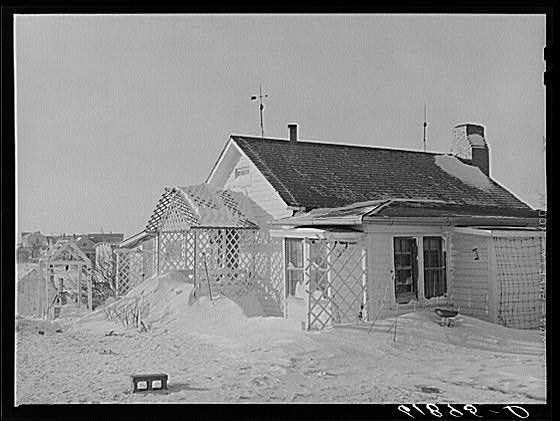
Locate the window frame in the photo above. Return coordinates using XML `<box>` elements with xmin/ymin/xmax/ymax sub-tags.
<box><xmin>285</xmin><ymin>237</ymin><xmax>305</xmax><ymax>297</ymax></box>
<box><xmin>393</xmin><ymin>236</ymin><xmax>418</xmax><ymax>302</ymax></box>
<box><xmin>422</xmin><ymin>236</ymin><xmax>447</xmax><ymax>299</ymax></box>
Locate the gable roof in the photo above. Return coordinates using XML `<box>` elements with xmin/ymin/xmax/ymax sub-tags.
<box><xmin>230</xmin><ymin>135</ymin><xmax>534</xmax><ymax>217</ymax></box>
<box><xmin>45</xmin><ymin>240</ymin><xmax>92</xmax><ymax>266</ymax></box>
<box><xmin>145</xmin><ymin>184</ymin><xmax>262</xmax><ymax>232</ymax></box>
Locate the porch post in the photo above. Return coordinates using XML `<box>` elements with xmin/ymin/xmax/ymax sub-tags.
<box><xmin>77</xmin><ymin>265</ymin><xmax>82</xmax><ymax>308</ymax></box>
<box><xmin>193</xmin><ymin>230</ymin><xmax>197</xmax><ymax>288</ymax></box>
<box><xmin>417</xmin><ymin>236</ymin><xmax>425</xmax><ymax>304</ymax></box>
<box><xmin>304</xmin><ymin>238</ymin><xmax>311</xmax><ymax>330</ymax></box>
<box><xmin>281</xmin><ymin>237</ymin><xmax>287</xmax><ymax>319</ymax></box>
<box><xmin>156</xmin><ymin>233</ymin><xmax>160</xmax><ymax>276</ymax></box>
<box><xmin>361</xmin><ymin>244</ymin><xmax>368</xmax><ymax>322</ymax></box>
<box><xmin>115</xmin><ymin>251</ymin><xmax>120</xmax><ymax>297</ymax></box>
<box><xmin>87</xmin><ymin>266</ymin><xmax>93</xmax><ymax>310</ymax></box>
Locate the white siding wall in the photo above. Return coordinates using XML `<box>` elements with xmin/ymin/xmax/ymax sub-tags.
<box><xmin>222</xmin><ymin>155</ymin><xmax>292</xmax><ymax>221</ymax></box>
<box><xmin>364</xmin><ymin>225</ymin><xmax>453</xmax><ymax>320</ymax></box>
<box><xmin>448</xmin><ymin>233</ymin><xmax>491</xmax><ymax>321</ymax></box>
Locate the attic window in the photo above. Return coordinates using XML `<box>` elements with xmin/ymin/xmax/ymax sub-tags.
<box><xmin>234</xmin><ymin>167</ymin><xmax>249</xmax><ymax>179</ymax></box>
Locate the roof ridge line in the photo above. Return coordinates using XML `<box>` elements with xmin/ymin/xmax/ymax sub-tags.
<box><xmin>231</xmin><ymin>134</ymin><xmax>442</xmax><ymax>155</ymax></box>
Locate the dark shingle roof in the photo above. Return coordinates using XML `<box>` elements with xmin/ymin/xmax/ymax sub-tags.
<box><xmin>232</xmin><ymin>136</ymin><xmax>533</xmax><ymax>215</ymax></box>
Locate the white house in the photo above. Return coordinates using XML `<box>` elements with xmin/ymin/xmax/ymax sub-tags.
<box><xmin>202</xmin><ymin>123</ymin><xmax>544</xmax><ymax>330</ymax></box>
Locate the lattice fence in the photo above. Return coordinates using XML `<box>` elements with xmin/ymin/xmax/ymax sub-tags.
<box><xmin>142</xmin><ymin>237</ymin><xmax>157</xmax><ymax>280</ymax></box>
<box><xmin>306</xmin><ymin>237</ymin><xmax>367</xmax><ymax>330</ymax></box>
<box><xmin>115</xmin><ymin>249</ymin><xmax>143</xmax><ymax>296</ymax></box>
<box><xmin>251</xmin><ymin>231</ymin><xmax>284</xmax><ymax>316</ymax></box>
<box><xmin>495</xmin><ymin>235</ymin><xmax>545</xmax><ymax>329</ymax></box>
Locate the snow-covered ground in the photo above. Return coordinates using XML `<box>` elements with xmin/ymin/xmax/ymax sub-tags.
<box><xmin>15</xmin><ymin>271</ymin><xmax>546</xmax><ymax>404</ymax></box>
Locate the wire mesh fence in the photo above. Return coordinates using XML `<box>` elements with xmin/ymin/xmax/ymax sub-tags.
<box><xmin>495</xmin><ymin>235</ymin><xmax>545</xmax><ymax>329</ymax></box>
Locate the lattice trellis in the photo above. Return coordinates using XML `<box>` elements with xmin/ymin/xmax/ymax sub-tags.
<box><xmin>146</xmin><ymin>187</ymin><xmax>198</xmax><ymax>232</ymax></box>
<box><xmin>192</xmin><ymin>228</ymin><xmax>284</xmax><ymax>315</ymax></box>
<box><xmin>142</xmin><ymin>237</ymin><xmax>157</xmax><ymax>280</ymax></box>
<box><xmin>250</xmin><ymin>232</ymin><xmax>284</xmax><ymax>316</ymax></box>
<box><xmin>115</xmin><ymin>248</ymin><xmax>143</xmax><ymax>296</ymax></box>
<box><xmin>158</xmin><ymin>231</ymin><xmax>195</xmax><ymax>277</ymax></box>
<box><xmin>194</xmin><ymin>228</ymin><xmax>255</xmax><ymax>297</ymax></box>
<box><xmin>305</xmin><ymin>237</ymin><xmax>367</xmax><ymax>330</ymax></box>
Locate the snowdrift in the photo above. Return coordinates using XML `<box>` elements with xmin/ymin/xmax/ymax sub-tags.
<box><xmin>77</xmin><ymin>270</ymin><xmax>299</xmax><ymax>343</ymax></box>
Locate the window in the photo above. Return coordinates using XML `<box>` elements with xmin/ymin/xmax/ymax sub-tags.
<box><xmin>285</xmin><ymin>238</ymin><xmax>304</xmax><ymax>297</ymax></box>
<box><xmin>233</xmin><ymin>166</ymin><xmax>251</xmax><ymax>187</ymax></box>
<box><xmin>393</xmin><ymin>237</ymin><xmax>418</xmax><ymax>301</ymax></box>
<box><xmin>234</xmin><ymin>167</ymin><xmax>250</xmax><ymax>179</ymax></box>
<box><xmin>423</xmin><ymin>237</ymin><xmax>447</xmax><ymax>299</ymax></box>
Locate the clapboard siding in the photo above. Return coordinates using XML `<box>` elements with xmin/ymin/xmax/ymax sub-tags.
<box><xmin>222</xmin><ymin>155</ymin><xmax>292</xmax><ymax>221</ymax></box>
<box><xmin>449</xmin><ymin>233</ymin><xmax>491</xmax><ymax>320</ymax></box>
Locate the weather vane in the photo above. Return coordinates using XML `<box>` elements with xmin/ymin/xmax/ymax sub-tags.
<box><xmin>423</xmin><ymin>104</ymin><xmax>428</xmax><ymax>151</ymax></box>
<box><xmin>251</xmin><ymin>84</ymin><xmax>268</xmax><ymax>138</ymax></box>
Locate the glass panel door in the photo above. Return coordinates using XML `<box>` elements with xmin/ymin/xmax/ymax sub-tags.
<box><xmin>423</xmin><ymin>237</ymin><xmax>447</xmax><ymax>298</ymax></box>
<box><xmin>393</xmin><ymin>237</ymin><xmax>418</xmax><ymax>302</ymax></box>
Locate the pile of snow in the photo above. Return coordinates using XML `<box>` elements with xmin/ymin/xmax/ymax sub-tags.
<box><xmin>435</xmin><ymin>154</ymin><xmax>492</xmax><ymax>191</ymax></box>
<box><xmin>77</xmin><ymin>270</ymin><xmax>298</xmax><ymax>344</ymax></box>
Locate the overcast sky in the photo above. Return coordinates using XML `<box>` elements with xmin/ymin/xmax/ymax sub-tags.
<box><xmin>15</xmin><ymin>14</ymin><xmax>546</xmax><ymax>238</ymax></box>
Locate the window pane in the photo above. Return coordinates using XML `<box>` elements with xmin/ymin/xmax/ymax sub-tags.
<box><xmin>286</xmin><ymin>239</ymin><xmax>303</xmax><ymax>268</ymax></box>
<box><xmin>287</xmin><ymin>269</ymin><xmax>303</xmax><ymax>296</ymax></box>
<box><xmin>396</xmin><ymin>269</ymin><xmax>412</xmax><ymax>285</ymax></box>
<box><xmin>423</xmin><ymin>237</ymin><xmax>446</xmax><ymax>298</ymax></box>
<box><xmin>401</xmin><ymin>239</ymin><xmax>411</xmax><ymax>252</ymax></box>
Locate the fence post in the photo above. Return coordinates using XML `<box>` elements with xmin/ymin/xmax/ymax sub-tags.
<box><xmin>304</xmin><ymin>239</ymin><xmax>311</xmax><ymax>330</ymax></box>
<box><xmin>361</xmin><ymin>243</ymin><xmax>368</xmax><ymax>322</ymax></box>
<box><xmin>87</xmin><ymin>267</ymin><xmax>93</xmax><ymax>310</ymax></box>
<box><xmin>115</xmin><ymin>251</ymin><xmax>120</xmax><ymax>297</ymax></box>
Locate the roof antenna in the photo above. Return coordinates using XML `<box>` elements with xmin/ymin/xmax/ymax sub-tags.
<box><xmin>251</xmin><ymin>84</ymin><xmax>268</xmax><ymax>138</ymax></box>
<box><xmin>423</xmin><ymin>104</ymin><xmax>428</xmax><ymax>151</ymax></box>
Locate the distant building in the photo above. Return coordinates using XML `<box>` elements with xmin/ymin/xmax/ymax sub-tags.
<box><xmin>56</xmin><ymin>233</ymin><xmax>124</xmax><ymax>266</ymax></box>
<box><xmin>17</xmin><ymin>231</ymin><xmax>124</xmax><ymax>264</ymax></box>
<box><xmin>17</xmin><ymin>231</ymin><xmax>49</xmax><ymax>262</ymax></box>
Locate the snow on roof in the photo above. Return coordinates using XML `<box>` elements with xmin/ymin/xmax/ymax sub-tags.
<box><xmin>44</xmin><ymin>239</ymin><xmax>92</xmax><ymax>266</ymax></box>
<box><xmin>145</xmin><ymin>184</ymin><xmax>262</xmax><ymax>232</ymax></box>
<box><xmin>467</xmin><ymin>134</ymin><xmax>487</xmax><ymax>147</ymax></box>
<box><xmin>435</xmin><ymin>155</ymin><xmax>492</xmax><ymax>191</ymax></box>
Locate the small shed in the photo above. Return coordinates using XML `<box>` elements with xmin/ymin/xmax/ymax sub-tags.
<box><xmin>450</xmin><ymin>227</ymin><xmax>545</xmax><ymax>329</ymax></box>
<box><xmin>17</xmin><ymin>263</ymin><xmax>54</xmax><ymax>317</ymax></box>
<box><xmin>43</xmin><ymin>240</ymin><xmax>94</xmax><ymax>317</ymax></box>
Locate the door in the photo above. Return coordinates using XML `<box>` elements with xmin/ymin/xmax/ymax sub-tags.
<box><xmin>393</xmin><ymin>237</ymin><xmax>418</xmax><ymax>303</ymax></box>
<box><xmin>423</xmin><ymin>236</ymin><xmax>447</xmax><ymax>299</ymax></box>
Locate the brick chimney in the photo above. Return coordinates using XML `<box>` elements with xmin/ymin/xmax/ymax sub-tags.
<box><xmin>288</xmin><ymin>123</ymin><xmax>298</xmax><ymax>142</ymax></box>
<box><xmin>451</xmin><ymin>123</ymin><xmax>490</xmax><ymax>176</ymax></box>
